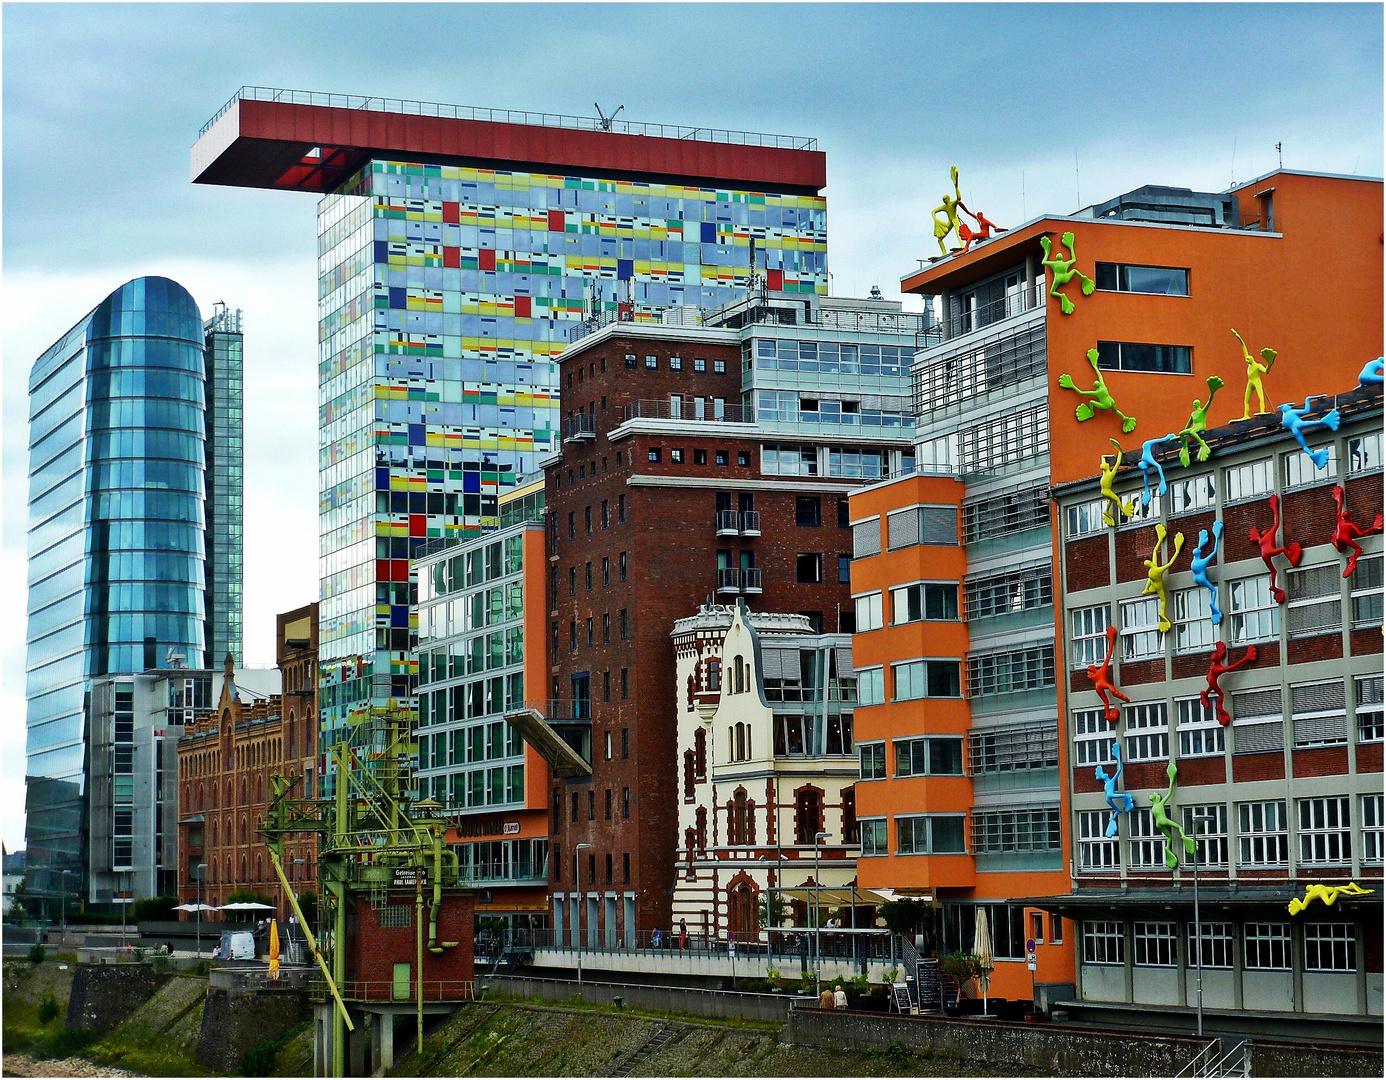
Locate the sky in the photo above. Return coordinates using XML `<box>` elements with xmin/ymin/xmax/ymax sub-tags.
<box><xmin>2</xmin><ymin>1</ymin><xmax>1382</xmax><ymax>852</ymax></box>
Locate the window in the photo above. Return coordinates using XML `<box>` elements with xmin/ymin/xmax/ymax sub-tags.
<box><xmin>1298</xmin><ymin>796</ymin><xmax>1351</xmax><ymax>865</ymax></box>
<box><xmin>602</xmin><ymin>613</ymin><xmax>611</xmax><ymax>645</ymax></box>
<box><xmin>1228</xmin><ymin>575</ymin><xmax>1279</xmax><ymax>644</ymax></box>
<box><xmin>645</xmin><ymin>354</ymin><xmax>657</xmax><ymax>369</ymax></box>
<box><xmin>619</xmin><ymin>609</ymin><xmax>628</xmax><ymax>639</ymax></box>
<box><xmin>670</xmin><ymin>448</ymin><xmax>684</xmax><ymax>464</ymax></box>
<box><xmin>860</xmin><ymin>818</ymin><xmax>887</xmax><ymax>857</ymax></box>
<box><xmin>859</xmin><ymin>743</ymin><xmax>885</xmax><ymax>780</ymax></box>
<box><xmin>951</xmin><ymin>403</ymin><xmax>1050</xmax><ymax>472</ymax></box>
<box><xmin>715</xmin><ymin>449</ymin><xmax>729</xmax><ymax>466</ymax></box>
<box><xmin>619</xmin><ymin>551</ymin><xmax>628</xmax><ymax>582</ymax></box>
<box><xmin>964</xmin><ymin>566</ymin><xmax>1052</xmax><ymax>620</ymax></box>
<box><xmin>1168</xmin><ymin>473</ymin><xmax>1216</xmax><ymax>516</ymax></box>
<box><xmin>1082</xmin><ymin>922</ymin><xmax>1124</xmax><ymax>965</ymax></box>
<box><xmin>1070</xmin><ymin>604</ymin><xmax>1112</xmax><ymax>668</ymax></box>
<box><xmin>1066</xmin><ymin>498</ymin><xmax>1106</xmax><ymax>538</ymax></box>
<box><xmin>1072</xmin><ymin>709</ymin><xmax>1115</xmax><ymax>767</ymax></box>
<box><xmin>601</xmin><ymin>557</ymin><xmax>610</xmax><ymax>587</ymax></box>
<box><xmin>1283</xmin><ymin>444</ymin><xmax>1337</xmax><ymax>489</ymax></box>
<box><xmin>1292</xmin><ymin>680</ymin><xmax>1347</xmax><ymax>747</ymax></box>
<box><xmin>857</xmin><ymin>667</ymin><xmax>884</xmax><ymax>706</ymax></box>
<box><xmin>1232</xmin><ymin>687</ymin><xmax>1284</xmax><ymax>754</ymax></box>
<box><xmin>1120</xmin><ymin>596</ymin><xmax>1162</xmax><ymax>660</ymax></box>
<box><xmin>796</xmin><ymin>553</ymin><xmax>821</xmax><ymax>582</ymax></box>
<box><xmin>648</xmin><ymin>447</ymin><xmax>662</xmax><ymax>463</ymax></box>
<box><xmin>852</xmin><ymin>518</ymin><xmax>881</xmax><ymax>558</ymax></box>
<box><xmin>971</xmin><ymin>808</ymin><xmax>1061</xmax><ymax>854</ymax></box>
<box><xmin>624</xmin><ymin>353</ymin><xmax>637</xmax><ymax>369</ymax></box>
<box><xmin>1224</xmin><ymin>457</ymin><xmax>1273</xmax><ymax>503</ymax></box>
<box><xmin>796</xmin><ymin>496</ymin><xmax>822</xmax><ymax>527</ymax></box>
<box><xmin>838</xmin><ymin>555</ymin><xmax>851</xmax><ymax>584</ymax></box>
<box><xmin>893</xmin><ymin>660</ymin><xmax>960</xmax><ymax>700</ymax></box>
<box><xmin>585</xmin><ymin>562</ymin><xmax>593</xmax><ymax>591</ymax></box>
<box><xmin>892</xmin><ymin>582</ymin><xmax>959</xmax><ymax>623</ymax></box>
<box><xmin>1128</xmin><ymin>808</ymin><xmax>1169</xmax><ymax>868</ymax></box>
<box><xmin>1237</xmin><ymin>800</ymin><xmax>1288</xmax><ymax>867</ymax></box>
<box><xmin>966</xmin><ymin>645</ymin><xmax>1055</xmax><ymax>697</ymax></box>
<box><xmin>1123</xmin><ymin>702</ymin><xmax>1169</xmax><ymax>762</ymax></box>
<box><xmin>1182</xmin><ymin>803</ymin><xmax>1229</xmax><ymax>867</ymax></box>
<box><xmin>1177</xmin><ymin>696</ymin><xmax>1224</xmax><ymax>757</ymax></box>
<box><xmin>692</xmin><ymin>357</ymin><xmax>705</xmax><ymax>372</ymax></box>
<box><xmin>1094</xmin><ymin>263</ymin><xmax>1189</xmax><ymax>295</ymax></box>
<box><xmin>1357</xmin><ymin>674</ymin><xmax>1384</xmax><ymax>742</ymax></box>
<box><xmin>896</xmin><ymin>814</ymin><xmax>966</xmax><ymax>855</ymax></box>
<box><xmin>1077</xmin><ymin>810</ymin><xmax>1118</xmax><ymax>870</ymax></box>
<box><xmin>737</xmin><ymin>450</ymin><xmax>750</xmax><ymax>466</ymax></box>
<box><xmin>854</xmin><ymin>592</ymin><xmax>883</xmax><ymax>632</ymax></box>
<box><xmin>1095</xmin><ymin>341</ymin><xmax>1191</xmax><ymax>374</ymax></box>
<box><xmin>1362</xmin><ymin>793</ymin><xmax>1383</xmax><ymax>865</ymax></box>
<box><xmin>1244</xmin><ymin>923</ymin><xmax>1292</xmax><ymax>970</ymax></box>
<box><xmin>618</xmin><ymin>494</ymin><xmax>626</xmax><ymax>523</ymax></box>
<box><xmin>1188</xmin><ymin>923</ymin><xmax>1235</xmax><ymax>969</ymax></box>
<box><xmin>714</xmin><ymin>359</ymin><xmax>726</xmax><ymax>373</ymax></box>
<box><xmin>1133</xmin><ymin>923</ymin><xmax>1177</xmax><ymax>967</ymax></box>
<box><xmin>669</xmin><ymin>355</ymin><xmax>682</xmax><ymax>371</ymax></box>
<box><xmin>1351</xmin><ymin>554</ymin><xmax>1382</xmax><ymax>626</ymax></box>
<box><xmin>962</xmin><ymin>485</ymin><xmax>1048</xmax><ymax>543</ymax></box>
<box><xmin>968</xmin><ymin>721</ymin><xmax>1059</xmax><ymax>774</ymax></box>
<box><xmin>1286</xmin><ymin>564</ymin><xmax>1343</xmax><ymax>636</ymax></box>
<box><xmin>1171</xmin><ymin>588</ymin><xmax>1214</xmax><ymax>654</ymax></box>
<box><xmin>567</xmin><ymin>511</ymin><xmax>576</xmax><ymax>540</ymax></box>
<box><xmin>894</xmin><ymin>737</ymin><xmax>964</xmax><ymax>777</ymax></box>
<box><xmin>836</xmin><ymin>498</ymin><xmax>850</xmax><ymax>529</ymax></box>
<box><xmin>693</xmin><ymin>448</ymin><xmax>707</xmax><ymax>465</ymax></box>
<box><xmin>1348</xmin><ymin>431</ymin><xmax>1382</xmax><ymax>474</ymax></box>
<box><xmin>1304</xmin><ymin>923</ymin><xmax>1356</xmax><ymax>972</ymax></box>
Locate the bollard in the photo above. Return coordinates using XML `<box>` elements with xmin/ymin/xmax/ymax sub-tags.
<box><xmin>613</xmin><ymin>995</ymin><xmax>623</xmax><ymax>1010</ymax></box>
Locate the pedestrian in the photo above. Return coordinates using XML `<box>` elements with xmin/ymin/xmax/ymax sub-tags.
<box><xmin>834</xmin><ymin>984</ymin><xmax>847</xmax><ymax>1010</ymax></box>
<box><xmin>212</xmin><ymin>944</ymin><xmax>222</xmax><ymax>960</ymax></box>
<box><xmin>679</xmin><ymin>918</ymin><xmax>688</xmax><ymax>951</ymax></box>
<box><xmin>819</xmin><ymin>985</ymin><xmax>834</xmax><ymax>1010</ymax></box>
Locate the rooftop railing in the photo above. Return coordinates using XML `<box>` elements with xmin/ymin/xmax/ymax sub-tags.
<box><xmin>623</xmin><ymin>399</ymin><xmax>750</xmax><ymax>424</ymax></box>
<box><xmin>200</xmin><ymin>87</ymin><xmax>817</xmax><ymax>149</ymax></box>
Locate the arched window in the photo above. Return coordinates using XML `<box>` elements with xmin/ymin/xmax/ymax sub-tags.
<box><xmin>707</xmin><ymin>658</ymin><xmax>721</xmax><ymax>692</ymax></box>
<box><xmin>684</xmin><ymin>828</ymin><xmax>697</xmax><ymax>879</ymax></box>
<box><xmin>687</xmin><ymin>675</ymin><xmax>696</xmax><ymax>711</ymax></box>
<box><xmin>695</xmin><ymin>807</ymin><xmax>708</xmax><ymax>853</ymax></box>
<box><xmin>683</xmin><ymin>750</ymin><xmax>695</xmax><ymax>800</ymax></box>
<box><xmin>731</xmin><ymin>788</ymin><xmax>748</xmax><ymax>844</ymax></box>
<box><xmin>728</xmin><ymin>726</ymin><xmax>735</xmax><ymax>760</ymax></box>
<box><xmin>735</xmin><ymin>723</ymin><xmax>746</xmax><ymax>762</ymax></box>
<box><xmin>795</xmin><ymin>788</ymin><xmax>824</xmax><ymax>846</ymax></box>
<box><xmin>694</xmin><ymin>729</ymin><xmax>707</xmax><ymax>778</ymax></box>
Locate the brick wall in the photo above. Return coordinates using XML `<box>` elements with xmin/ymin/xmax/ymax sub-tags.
<box><xmin>1119</xmin><ymin>658</ymin><xmax>1166</xmax><ymax>686</ymax></box>
<box><xmin>1290</xmin><ymin>747</ymin><xmax>1350</xmax><ymax>777</ymax></box>
<box><xmin>1170</xmin><ymin>653</ymin><xmax>1207</xmax><ymax>680</ymax></box>
<box><xmin>343</xmin><ymin>889</ymin><xmax>475</xmax><ymax>987</ymax></box>
<box><xmin>1281</xmin><ymin>483</ymin><xmax>1338</xmax><ymax>546</ymax></box>
<box><xmin>1287</xmin><ymin>632</ymin><xmax>1344</xmax><ymax>664</ymax></box>
<box><xmin>1358</xmin><ymin>742</ymin><xmax>1383</xmax><ymax>773</ymax></box>
<box><xmin>1114</xmin><ymin>523</ymin><xmax>1158</xmax><ymax>583</ymax></box>
<box><xmin>1232</xmin><ymin>751</ymin><xmax>1286</xmax><ymax>783</ymax></box>
<box><xmin>1176</xmin><ymin>756</ymin><xmax>1226</xmax><ymax>787</ymax></box>
<box><xmin>1350</xmin><ymin>629</ymin><xmax>1383</xmax><ymax>657</ymax></box>
<box><xmin>1344</xmin><ymin>474</ymin><xmax>1384</xmax><ymax>525</ymax></box>
<box><xmin>1065</xmin><ymin>534</ymin><xmax>1109</xmax><ymax>593</ymax></box>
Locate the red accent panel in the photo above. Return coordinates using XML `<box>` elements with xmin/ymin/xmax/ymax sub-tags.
<box><xmin>515</xmin><ymin>295</ymin><xmax>532</xmax><ymax>318</ymax></box>
<box><xmin>767</xmin><ymin>269</ymin><xmax>783</xmax><ymax>290</ymax></box>
<box><xmin>479</xmin><ymin>248</ymin><xmax>496</xmax><ymax>271</ymax></box>
<box><xmin>443</xmin><ymin>246</ymin><xmax>460</xmax><ymax>268</ymax></box>
<box><xmin>410</xmin><ymin>515</ymin><xmax>426</xmax><ymax>536</ymax></box>
<box><xmin>443</xmin><ymin>201</ymin><xmax>460</xmax><ymax>223</ymax></box>
<box><xmin>548</xmin><ymin>210</ymin><xmax>566</xmax><ymax>232</ymax></box>
<box><xmin>376</xmin><ymin>559</ymin><xmax>391</xmax><ymax>583</ymax></box>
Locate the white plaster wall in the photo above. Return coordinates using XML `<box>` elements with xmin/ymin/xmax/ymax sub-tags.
<box><xmin>1080</xmin><ymin>964</ymin><xmax>1127</xmax><ymax>1002</ymax></box>
<box><xmin>1301</xmin><ymin>972</ymin><xmax>1359</xmax><ymax>1015</ymax></box>
<box><xmin>1367</xmin><ymin>972</ymin><xmax>1382</xmax><ymax>1016</ymax></box>
<box><xmin>1131</xmin><ymin>966</ymin><xmax>1180</xmax><ymax>1006</ymax></box>
<box><xmin>1242</xmin><ymin>970</ymin><xmax>1294</xmax><ymax>1011</ymax></box>
<box><xmin>1184</xmin><ymin>968</ymin><xmax>1236</xmax><ymax>1010</ymax></box>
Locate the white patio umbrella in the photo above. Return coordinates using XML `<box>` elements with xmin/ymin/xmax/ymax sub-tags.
<box><xmin>218</xmin><ymin>901</ymin><xmax>274</xmax><ymax>911</ymax></box>
<box><xmin>173</xmin><ymin>903</ymin><xmax>218</xmax><ymax>913</ymax></box>
<box><xmin>974</xmin><ymin>908</ymin><xmax>995</xmax><ymax>1016</ymax></box>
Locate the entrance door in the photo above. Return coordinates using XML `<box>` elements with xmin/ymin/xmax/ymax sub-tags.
<box><xmin>392</xmin><ymin>962</ymin><xmax>411</xmax><ymax>1000</ymax></box>
<box><xmin>728</xmin><ymin>883</ymin><xmax>756</xmax><ymax>942</ymax></box>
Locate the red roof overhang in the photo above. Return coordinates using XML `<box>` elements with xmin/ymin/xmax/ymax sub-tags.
<box><xmin>191</xmin><ymin>99</ymin><xmax>827</xmax><ymax>194</ymax></box>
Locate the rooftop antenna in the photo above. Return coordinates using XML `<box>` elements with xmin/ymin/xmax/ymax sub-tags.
<box><xmin>1074</xmin><ymin>148</ymin><xmax>1081</xmax><ymax>208</ymax></box>
<box><xmin>1230</xmin><ymin>136</ymin><xmax>1237</xmax><ymax>187</ymax></box>
<box><xmin>594</xmin><ymin>102</ymin><xmax>625</xmax><ymax>131</ymax></box>
<box><xmin>1275</xmin><ymin>141</ymin><xmax>1283</xmax><ymax>170</ymax></box>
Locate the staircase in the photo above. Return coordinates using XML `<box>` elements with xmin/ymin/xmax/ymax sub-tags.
<box><xmin>1176</xmin><ymin>1037</ymin><xmax>1250</xmax><ymax>1078</ymax></box>
<box><xmin>610</xmin><ymin>1023</ymin><xmax>681</xmax><ymax>1077</ymax></box>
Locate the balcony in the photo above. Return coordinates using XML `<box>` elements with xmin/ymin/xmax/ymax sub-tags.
<box><xmin>716</xmin><ymin>567</ymin><xmax>741</xmax><ymax>595</ymax></box>
<box><xmin>624</xmin><ymin>399</ymin><xmax>750</xmax><ymax>424</ymax></box>
<box><xmin>741</xmin><ymin>567</ymin><xmax>763</xmax><ymax>594</ymax></box>
<box><xmin>562</xmin><ymin>413</ymin><xmax>596</xmax><ymax>443</ymax></box>
<box><xmin>715</xmin><ymin>510</ymin><xmax>739</xmax><ymax>536</ymax></box>
<box><xmin>740</xmin><ymin>510</ymin><xmax>761</xmax><ymax>536</ymax></box>
<box><xmin>919</xmin><ymin>280</ymin><xmax>1045</xmax><ymax>349</ymax></box>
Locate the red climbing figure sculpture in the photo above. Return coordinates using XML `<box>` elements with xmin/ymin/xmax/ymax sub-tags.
<box><xmin>1248</xmin><ymin>493</ymin><xmax>1302</xmax><ymax>603</ymax></box>
<box><xmin>1086</xmin><ymin>625</ymin><xmax>1129</xmax><ymax>723</ymax></box>
<box><xmin>1200</xmin><ymin>641</ymin><xmax>1259</xmax><ymax>726</ymax></box>
<box><xmin>957</xmin><ymin>207</ymin><xmax>1006</xmax><ymax>253</ymax></box>
<box><xmin>1330</xmin><ymin>485</ymin><xmax>1383</xmax><ymax>577</ymax></box>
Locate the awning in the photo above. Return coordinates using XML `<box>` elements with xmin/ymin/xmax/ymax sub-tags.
<box><xmin>504</xmin><ymin>708</ymin><xmax>591</xmax><ymax>778</ymax></box>
<box><xmin>773</xmin><ymin>886</ymin><xmax>894</xmax><ymax>906</ymax></box>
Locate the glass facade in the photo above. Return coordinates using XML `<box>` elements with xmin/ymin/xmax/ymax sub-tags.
<box><xmin>315</xmin><ymin>159</ymin><xmax>829</xmax><ymax>767</ymax></box>
<box><xmin>25</xmin><ymin>276</ymin><xmax>237</xmax><ymax>902</ymax></box>
<box><xmin>204</xmin><ymin>305</ymin><xmax>244</xmax><ymax>665</ymax></box>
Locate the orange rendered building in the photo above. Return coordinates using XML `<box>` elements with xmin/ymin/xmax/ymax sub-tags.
<box><xmin>851</xmin><ymin>170</ymin><xmax>1382</xmax><ymax>1011</ymax></box>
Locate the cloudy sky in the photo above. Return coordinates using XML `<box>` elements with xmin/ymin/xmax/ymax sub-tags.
<box><xmin>3</xmin><ymin>1</ymin><xmax>1381</xmax><ymax>850</ymax></box>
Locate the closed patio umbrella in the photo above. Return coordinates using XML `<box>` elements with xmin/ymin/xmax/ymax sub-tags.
<box><xmin>973</xmin><ymin>908</ymin><xmax>994</xmax><ymax>1016</ymax></box>
<box><xmin>268</xmin><ymin>919</ymin><xmax>280</xmax><ymax>980</ymax></box>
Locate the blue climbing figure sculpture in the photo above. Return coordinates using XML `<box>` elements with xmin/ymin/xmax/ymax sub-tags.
<box><xmin>1138</xmin><ymin>433</ymin><xmax>1178</xmax><ymax>508</ymax></box>
<box><xmin>1360</xmin><ymin>357</ymin><xmax>1384</xmax><ymax>386</ymax></box>
<box><xmin>1190</xmin><ymin>521</ymin><xmax>1224</xmax><ymax>625</ymax></box>
<box><xmin>1278</xmin><ymin>396</ymin><xmax>1341</xmax><ymax>470</ymax></box>
<box><xmin>1094</xmin><ymin>743</ymin><xmax>1134</xmax><ymax>838</ymax></box>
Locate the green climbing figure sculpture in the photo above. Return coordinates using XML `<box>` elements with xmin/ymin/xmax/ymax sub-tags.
<box><xmin>930</xmin><ymin>165</ymin><xmax>966</xmax><ymax>257</ymax></box>
<box><xmin>1232</xmin><ymin>328</ymin><xmax>1278</xmax><ymax>419</ymax></box>
<box><xmin>1142</xmin><ymin>523</ymin><xmax>1185</xmax><ymax>633</ymax></box>
<box><xmin>1058</xmin><ymin>348</ymin><xmax>1138</xmax><ymax>433</ymax></box>
<box><xmin>1149</xmin><ymin>760</ymin><xmax>1197</xmax><ymax>869</ymax></box>
<box><xmin>1177</xmin><ymin>376</ymin><xmax>1226</xmax><ymax>467</ymax></box>
<box><xmin>1039</xmin><ymin>231</ymin><xmax>1095</xmax><ymax>314</ymax></box>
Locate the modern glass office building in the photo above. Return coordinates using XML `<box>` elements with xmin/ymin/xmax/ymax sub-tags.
<box><xmin>25</xmin><ymin>276</ymin><xmax>241</xmax><ymax>903</ymax></box>
<box><xmin>203</xmin><ymin>303</ymin><xmax>245</xmax><ymax>666</ymax></box>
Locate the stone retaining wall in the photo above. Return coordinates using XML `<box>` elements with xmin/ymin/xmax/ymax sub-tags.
<box><xmin>66</xmin><ymin>963</ymin><xmax>170</xmax><ymax>1036</ymax></box>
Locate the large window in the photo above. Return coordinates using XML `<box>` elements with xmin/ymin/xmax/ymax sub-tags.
<box><xmin>1224</xmin><ymin>457</ymin><xmax>1274</xmax><ymax>503</ymax></box>
<box><xmin>1172</xmin><ymin>588</ymin><xmax>1214</xmax><ymax>654</ymax></box>
<box><xmin>1348</xmin><ymin>431</ymin><xmax>1382</xmax><ymax>474</ymax></box>
<box><xmin>1298</xmin><ymin>796</ymin><xmax>1351</xmax><ymax>865</ymax></box>
<box><xmin>860</xmin><ymin>818</ymin><xmax>887</xmax><ymax>857</ymax></box>
<box><xmin>962</xmin><ymin>485</ymin><xmax>1049</xmax><ymax>543</ymax></box>
<box><xmin>1168</xmin><ymin>473</ymin><xmax>1216</xmax><ymax>516</ymax></box>
<box><xmin>1357</xmin><ymin>674</ymin><xmax>1384</xmax><ymax>742</ymax></box>
<box><xmin>1128</xmin><ymin>807</ymin><xmax>1168</xmax><ymax>868</ymax></box>
<box><xmin>1286</xmin><ymin>564</ymin><xmax>1343</xmax><ymax>636</ymax></box>
<box><xmin>1244</xmin><ymin>923</ymin><xmax>1292</xmax><ymax>970</ymax></box>
<box><xmin>1095</xmin><ymin>340</ymin><xmax>1192</xmax><ymax>374</ymax></box>
<box><xmin>1070</xmin><ymin>604</ymin><xmax>1112</xmax><ymax>668</ymax></box>
<box><xmin>1228</xmin><ymin>575</ymin><xmax>1279</xmax><ymax>644</ymax></box>
<box><xmin>952</xmin><ymin>403</ymin><xmax>1050</xmax><ymax>472</ymax></box>
<box><xmin>1304</xmin><ymin>924</ymin><xmax>1356</xmax><ymax>972</ymax></box>
<box><xmin>1072</xmin><ymin>709</ymin><xmax>1115</xmax><ymax>766</ymax></box>
<box><xmin>896</xmin><ymin>814</ymin><xmax>967</xmax><ymax>855</ymax></box>
<box><xmin>857</xmin><ymin>667</ymin><xmax>885</xmax><ymax>706</ymax></box>
<box><xmin>859</xmin><ymin>743</ymin><xmax>885</xmax><ymax>780</ymax></box>
<box><xmin>1283</xmin><ymin>444</ymin><xmax>1337</xmax><ymax>490</ymax></box>
<box><xmin>969</xmin><ymin>721</ymin><xmax>1058</xmax><ymax>774</ymax></box>
<box><xmin>1362</xmin><ymin>794</ymin><xmax>1383</xmax><ymax>865</ymax></box>
<box><xmin>1077</xmin><ymin>810</ymin><xmax>1118</xmax><ymax>870</ymax></box>
<box><xmin>1188</xmin><ymin>923</ymin><xmax>1235</xmax><ymax>969</ymax></box>
<box><xmin>1232</xmin><ymin>686</ymin><xmax>1284</xmax><ymax>756</ymax></box>
<box><xmin>964</xmin><ymin>566</ymin><xmax>1052</xmax><ymax>620</ymax></box>
<box><xmin>1120</xmin><ymin>596</ymin><xmax>1162</xmax><ymax>660</ymax></box>
<box><xmin>1094</xmin><ymin>263</ymin><xmax>1189</xmax><ymax>295</ymax></box>
<box><xmin>855</xmin><ymin>592</ymin><xmax>884</xmax><ymax>632</ymax></box>
<box><xmin>763</xmin><ymin>444</ymin><xmax>818</xmax><ymax>476</ymax></box>
<box><xmin>1133</xmin><ymin>922</ymin><xmax>1178</xmax><ymax>967</ymax></box>
<box><xmin>1066</xmin><ymin>498</ymin><xmax>1106</xmax><ymax>538</ymax></box>
<box><xmin>1123</xmin><ymin>702</ymin><xmax>1170</xmax><ymax>763</ymax></box>
<box><xmin>1082</xmin><ymin>922</ymin><xmax>1125</xmax><ymax>965</ymax></box>
<box><xmin>966</xmin><ymin>645</ymin><xmax>1055</xmax><ymax>697</ymax></box>
<box><xmin>1291</xmin><ymin>680</ymin><xmax>1347</xmax><ymax>748</ymax></box>
<box><xmin>894</xmin><ymin>737</ymin><xmax>964</xmax><ymax>777</ymax></box>
<box><xmin>852</xmin><ymin>518</ymin><xmax>881</xmax><ymax>558</ymax></box>
<box><xmin>893</xmin><ymin>660</ymin><xmax>961</xmax><ymax>700</ymax></box>
<box><xmin>913</xmin><ymin>323</ymin><xmax>1046</xmax><ymax>413</ymax></box>
<box><xmin>1177</xmin><ymin>696</ymin><xmax>1224</xmax><ymax>757</ymax></box>
<box><xmin>892</xmin><ymin>582</ymin><xmax>958</xmax><ymax>623</ymax></box>
<box><xmin>1238</xmin><ymin>801</ymin><xmax>1289</xmax><ymax>867</ymax></box>
<box><xmin>971</xmin><ymin>807</ymin><xmax>1061</xmax><ymax>854</ymax></box>
<box><xmin>1182</xmin><ymin>803</ymin><xmax>1229</xmax><ymax>867</ymax></box>
<box><xmin>1351</xmin><ymin>554</ymin><xmax>1382</xmax><ymax>627</ymax></box>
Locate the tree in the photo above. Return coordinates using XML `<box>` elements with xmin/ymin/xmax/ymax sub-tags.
<box><xmin>878</xmin><ymin>899</ymin><xmax>928</xmax><ymax>936</ymax></box>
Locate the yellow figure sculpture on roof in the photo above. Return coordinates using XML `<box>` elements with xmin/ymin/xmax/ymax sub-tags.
<box><xmin>1142</xmin><ymin>524</ymin><xmax>1185</xmax><ymax>633</ymax></box>
<box><xmin>1233</xmin><ymin>328</ymin><xmax>1278</xmax><ymax>419</ymax></box>
<box><xmin>931</xmin><ymin>166</ymin><xmax>966</xmax><ymax>257</ymax></box>
<box><xmin>1099</xmin><ymin>440</ymin><xmax>1137</xmax><ymax>527</ymax></box>
<box><xmin>1288</xmin><ymin>882</ymin><xmax>1374</xmax><ymax>916</ymax></box>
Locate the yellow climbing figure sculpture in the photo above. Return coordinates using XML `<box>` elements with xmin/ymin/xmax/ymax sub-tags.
<box><xmin>1288</xmin><ymin>882</ymin><xmax>1374</xmax><ymax>916</ymax></box>
<box><xmin>1142</xmin><ymin>523</ymin><xmax>1185</xmax><ymax>633</ymax></box>
<box><xmin>1232</xmin><ymin>328</ymin><xmax>1278</xmax><ymax>419</ymax></box>
<box><xmin>1099</xmin><ymin>440</ymin><xmax>1137</xmax><ymax>527</ymax></box>
<box><xmin>930</xmin><ymin>165</ymin><xmax>966</xmax><ymax>257</ymax></box>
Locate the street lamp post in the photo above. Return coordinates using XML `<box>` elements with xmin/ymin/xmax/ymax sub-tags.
<box><xmin>574</xmin><ymin>843</ymin><xmax>592</xmax><ymax>988</ymax></box>
<box><xmin>1192</xmin><ymin>844</ymin><xmax>1203</xmax><ymax>1037</ymax></box>
<box><xmin>196</xmin><ymin>863</ymin><xmax>208</xmax><ymax>957</ymax></box>
<box><xmin>813</xmin><ymin>831</ymin><xmax>828</xmax><ymax>997</ymax></box>
<box><xmin>121</xmin><ymin>870</ymin><xmax>130</xmax><ymax>949</ymax></box>
<box><xmin>59</xmin><ymin>870</ymin><xmax>74</xmax><ymax>942</ymax></box>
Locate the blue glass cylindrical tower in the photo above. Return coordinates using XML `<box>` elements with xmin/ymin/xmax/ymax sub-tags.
<box><xmin>83</xmin><ymin>277</ymin><xmax>208</xmax><ymax>674</ymax></box>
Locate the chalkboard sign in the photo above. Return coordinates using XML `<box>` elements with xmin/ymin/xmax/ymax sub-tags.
<box><xmin>891</xmin><ymin>982</ymin><xmax>912</xmax><ymax>1014</ymax></box>
<box><xmin>915</xmin><ymin>958</ymin><xmax>943</xmax><ymax>1012</ymax></box>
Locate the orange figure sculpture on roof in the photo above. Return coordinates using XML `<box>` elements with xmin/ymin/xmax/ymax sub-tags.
<box><xmin>957</xmin><ymin>206</ymin><xmax>1006</xmax><ymax>253</ymax></box>
<box><xmin>1085</xmin><ymin>625</ymin><xmax>1128</xmax><ymax>723</ymax></box>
